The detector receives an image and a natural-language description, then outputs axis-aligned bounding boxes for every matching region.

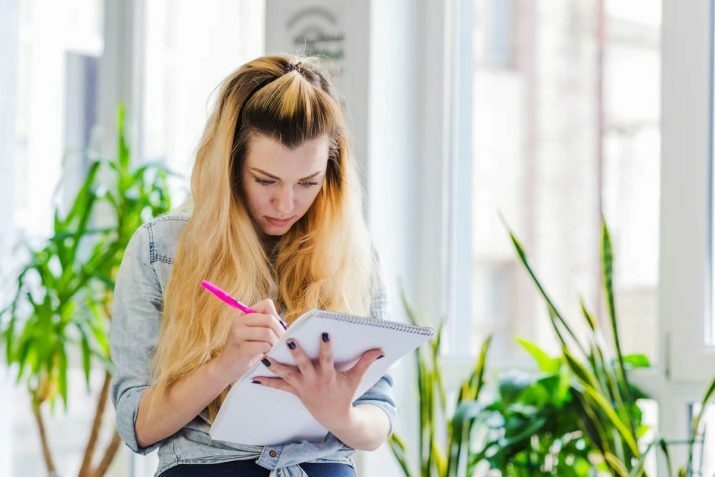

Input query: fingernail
[287,340,296,350]
[322,332,329,342]
[252,379,261,384]
[377,354,384,359]
[261,358,271,367]
[280,319,288,329]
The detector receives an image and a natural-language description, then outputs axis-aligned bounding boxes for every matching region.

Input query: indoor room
[0,0,712,476]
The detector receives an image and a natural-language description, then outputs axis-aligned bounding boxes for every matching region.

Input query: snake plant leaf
[570,387,611,456]
[657,437,674,477]
[628,439,656,477]
[579,297,598,332]
[684,376,715,475]
[563,347,599,390]
[388,434,413,477]
[501,217,588,358]
[604,451,630,477]
[601,220,635,428]
[431,440,446,476]
[582,383,640,456]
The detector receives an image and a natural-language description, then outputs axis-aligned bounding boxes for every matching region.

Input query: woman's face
[242,134,329,238]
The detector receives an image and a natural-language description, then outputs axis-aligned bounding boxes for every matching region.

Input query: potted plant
[389,219,714,476]
[0,105,173,477]
[503,218,714,476]
[388,290,492,477]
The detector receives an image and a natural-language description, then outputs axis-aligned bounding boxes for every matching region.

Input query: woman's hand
[253,333,384,432]
[213,299,286,386]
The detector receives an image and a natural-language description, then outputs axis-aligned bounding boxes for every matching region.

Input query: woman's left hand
[253,334,384,431]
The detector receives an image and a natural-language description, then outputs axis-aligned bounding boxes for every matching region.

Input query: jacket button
[269,450,277,458]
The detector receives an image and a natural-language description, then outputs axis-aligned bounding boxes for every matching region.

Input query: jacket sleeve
[109,225,164,454]
[352,257,397,435]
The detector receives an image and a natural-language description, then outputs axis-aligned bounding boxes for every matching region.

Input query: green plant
[505,218,715,476]
[388,289,492,477]
[471,339,594,476]
[0,105,172,477]
[390,217,713,477]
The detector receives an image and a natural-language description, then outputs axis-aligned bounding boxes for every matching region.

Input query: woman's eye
[254,178,275,186]
[299,181,320,188]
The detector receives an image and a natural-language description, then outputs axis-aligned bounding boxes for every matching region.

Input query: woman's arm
[134,357,229,448]
[327,404,391,451]
[136,305,286,448]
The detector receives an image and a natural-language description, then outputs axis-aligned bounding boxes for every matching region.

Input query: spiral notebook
[209,309,434,446]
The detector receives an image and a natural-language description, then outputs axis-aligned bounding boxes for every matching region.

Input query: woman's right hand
[213,299,286,385]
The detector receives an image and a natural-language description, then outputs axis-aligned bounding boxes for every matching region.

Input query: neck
[261,234,280,257]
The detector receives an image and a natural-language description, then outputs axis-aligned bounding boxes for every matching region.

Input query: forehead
[245,134,329,177]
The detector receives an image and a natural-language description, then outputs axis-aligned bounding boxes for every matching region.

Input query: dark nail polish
[252,379,261,384]
[261,358,271,367]
[280,320,288,330]
[377,354,385,359]
[287,340,296,350]
[322,332,329,342]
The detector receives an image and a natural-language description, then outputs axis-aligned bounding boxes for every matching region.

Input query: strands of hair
[147,55,376,422]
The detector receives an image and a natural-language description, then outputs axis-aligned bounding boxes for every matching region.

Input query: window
[469,0,661,363]
[14,0,103,237]
[140,0,266,203]
[1,2,105,475]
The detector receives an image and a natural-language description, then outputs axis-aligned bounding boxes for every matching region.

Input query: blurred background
[0,0,713,476]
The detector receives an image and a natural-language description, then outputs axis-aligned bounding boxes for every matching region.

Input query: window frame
[659,0,715,384]
[651,0,715,470]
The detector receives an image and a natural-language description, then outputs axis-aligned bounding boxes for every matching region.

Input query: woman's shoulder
[130,211,191,265]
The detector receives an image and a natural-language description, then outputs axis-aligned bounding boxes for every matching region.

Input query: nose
[272,185,295,216]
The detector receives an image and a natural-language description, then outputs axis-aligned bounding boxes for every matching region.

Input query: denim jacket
[109,213,396,477]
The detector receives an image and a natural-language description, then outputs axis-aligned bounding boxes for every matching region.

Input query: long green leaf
[601,220,635,433]
[658,438,674,477]
[582,384,640,456]
[388,434,413,477]
[502,218,588,359]
[685,376,715,475]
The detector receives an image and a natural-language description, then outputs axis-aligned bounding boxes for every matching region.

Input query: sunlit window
[141,0,265,204]
[4,2,105,475]
[470,0,661,361]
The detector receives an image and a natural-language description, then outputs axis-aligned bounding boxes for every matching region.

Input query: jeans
[158,459,356,477]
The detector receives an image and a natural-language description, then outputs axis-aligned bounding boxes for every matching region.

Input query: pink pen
[200,280,287,329]
[201,280,255,314]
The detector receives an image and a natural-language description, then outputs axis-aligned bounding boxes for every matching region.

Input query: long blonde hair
[149,55,375,422]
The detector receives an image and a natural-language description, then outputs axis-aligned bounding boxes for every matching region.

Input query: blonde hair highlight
[149,55,375,422]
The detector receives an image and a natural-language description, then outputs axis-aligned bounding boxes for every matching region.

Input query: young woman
[110,55,395,477]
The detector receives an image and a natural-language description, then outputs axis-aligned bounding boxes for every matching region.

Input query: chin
[262,224,292,236]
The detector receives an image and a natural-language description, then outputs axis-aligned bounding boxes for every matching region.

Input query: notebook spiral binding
[311,309,435,336]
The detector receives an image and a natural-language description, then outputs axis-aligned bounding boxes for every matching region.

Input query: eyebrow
[250,168,324,181]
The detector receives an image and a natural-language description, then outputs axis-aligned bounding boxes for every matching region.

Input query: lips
[265,216,293,226]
